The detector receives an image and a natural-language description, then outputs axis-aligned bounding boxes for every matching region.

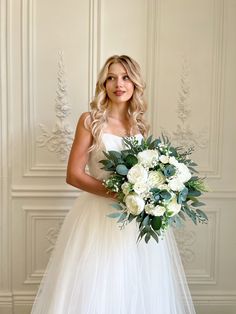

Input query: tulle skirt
[31,192,196,314]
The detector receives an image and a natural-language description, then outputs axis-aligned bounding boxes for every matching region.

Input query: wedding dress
[31,133,196,314]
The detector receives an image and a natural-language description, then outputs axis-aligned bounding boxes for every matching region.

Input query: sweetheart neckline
[102,133,142,139]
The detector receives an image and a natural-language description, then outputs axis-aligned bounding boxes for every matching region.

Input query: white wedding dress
[31,133,196,314]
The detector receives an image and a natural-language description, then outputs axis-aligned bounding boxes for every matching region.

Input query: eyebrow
[107,72,127,75]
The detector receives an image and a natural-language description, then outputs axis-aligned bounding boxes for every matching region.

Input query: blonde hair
[86,55,149,151]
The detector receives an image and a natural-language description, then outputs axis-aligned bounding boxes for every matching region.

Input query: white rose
[145,204,166,216]
[167,197,181,216]
[125,193,145,216]
[133,181,149,195]
[152,205,166,216]
[127,164,148,184]
[137,150,159,168]
[144,203,155,214]
[159,155,169,164]
[121,182,132,195]
[147,171,166,188]
[169,156,179,166]
[176,163,191,183]
[168,178,185,192]
[158,184,169,190]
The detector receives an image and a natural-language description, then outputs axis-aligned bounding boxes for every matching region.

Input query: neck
[107,102,130,120]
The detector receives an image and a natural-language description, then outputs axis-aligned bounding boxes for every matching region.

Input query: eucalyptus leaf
[106,212,121,219]
[111,203,124,211]
[116,164,129,176]
[142,215,150,227]
[160,190,172,201]
[117,212,128,223]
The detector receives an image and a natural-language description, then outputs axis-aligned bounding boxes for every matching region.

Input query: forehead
[108,62,127,74]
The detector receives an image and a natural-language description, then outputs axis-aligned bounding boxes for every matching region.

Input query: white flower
[121,182,132,195]
[175,163,191,183]
[147,171,166,188]
[167,197,181,216]
[169,156,179,167]
[137,150,159,168]
[133,181,149,195]
[125,193,145,216]
[159,155,169,164]
[168,177,185,192]
[158,184,169,190]
[144,203,155,214]
[145,204,166,216]
[127,164,148,184]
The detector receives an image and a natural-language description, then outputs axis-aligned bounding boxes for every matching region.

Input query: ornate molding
[23,206,68,284]
[37,52,74,161]
[174,226,196,265]
[163,57,208,150]
[45,221,63,254]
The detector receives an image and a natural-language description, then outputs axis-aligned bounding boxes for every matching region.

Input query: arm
[66,112,116,199]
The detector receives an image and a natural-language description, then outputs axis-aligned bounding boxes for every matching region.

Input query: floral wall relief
[37,52,74,161]
[162,56,208,150]
[45,221,63,254]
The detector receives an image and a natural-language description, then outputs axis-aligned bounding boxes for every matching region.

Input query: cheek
[127,83,134,94]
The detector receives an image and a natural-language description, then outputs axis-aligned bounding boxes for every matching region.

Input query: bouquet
[99,135,208,244]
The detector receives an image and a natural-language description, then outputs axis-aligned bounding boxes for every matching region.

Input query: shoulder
[77,111,92,130]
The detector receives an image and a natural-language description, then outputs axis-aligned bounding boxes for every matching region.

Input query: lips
[114,90,125,96]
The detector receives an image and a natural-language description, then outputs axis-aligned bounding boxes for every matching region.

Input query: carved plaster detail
[174,226,196,264]
[37,52,74,161]
[163,57,208,149]
[45,221,63,254]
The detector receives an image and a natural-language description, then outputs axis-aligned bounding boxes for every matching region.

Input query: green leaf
[160,190,172,201]
[128,213,136,223]
[151,216,162,230]
[145,233,151,243]
[117,212,128,223]
[110,203,124,211]
[125,154,138,168]
[116,164,129,175]
[163,165,176,177]
[108,150,122,160]
[191,201,205,207]
[106,212,121,219]
[196,209,208,221]
[178,187,189,203]
[149,139,159,149]
[187,189,201,197]
[142,215,150,227]
[149,229,159,243]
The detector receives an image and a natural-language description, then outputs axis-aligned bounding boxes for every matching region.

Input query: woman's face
[105,62,134,105]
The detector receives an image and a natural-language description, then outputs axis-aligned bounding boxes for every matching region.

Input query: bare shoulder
[78,111,92,129]
[72,112,93,143]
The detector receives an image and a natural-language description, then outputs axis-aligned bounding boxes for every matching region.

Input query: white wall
[0,0,236,313]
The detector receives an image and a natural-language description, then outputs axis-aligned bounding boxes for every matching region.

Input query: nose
[115,76,123,87]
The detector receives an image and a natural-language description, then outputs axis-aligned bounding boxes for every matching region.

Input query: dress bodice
[87,133,143,181]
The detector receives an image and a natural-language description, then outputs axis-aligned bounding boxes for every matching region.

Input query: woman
[31,55,196,313]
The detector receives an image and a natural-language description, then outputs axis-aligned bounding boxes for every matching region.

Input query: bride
[31,55,196,313]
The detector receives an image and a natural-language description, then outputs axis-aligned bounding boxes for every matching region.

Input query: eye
[106,76,115,81]
[123,75,130,81]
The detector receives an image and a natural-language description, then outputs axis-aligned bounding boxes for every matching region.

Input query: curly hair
[85,55,149,151]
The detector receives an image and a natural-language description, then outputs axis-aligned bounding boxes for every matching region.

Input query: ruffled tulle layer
[31,192,196,314]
